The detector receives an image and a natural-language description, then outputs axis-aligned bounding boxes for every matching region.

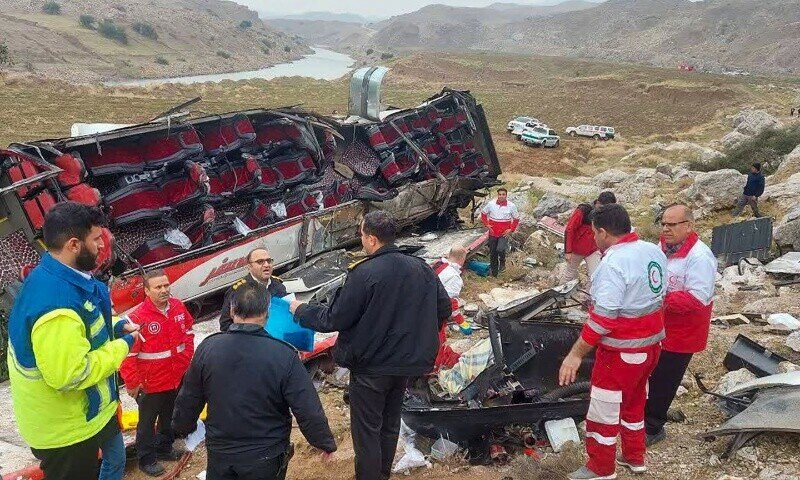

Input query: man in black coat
[732,162,766,218]
[290,211,452,480]
[173,282,336,480]
[219,247,287,332]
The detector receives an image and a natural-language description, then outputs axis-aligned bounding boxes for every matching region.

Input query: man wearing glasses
[645,204,716,446]
[218,248,287,332]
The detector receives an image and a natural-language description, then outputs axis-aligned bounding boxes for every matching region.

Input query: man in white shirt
[433,245,468,371]
[480,188,520,277]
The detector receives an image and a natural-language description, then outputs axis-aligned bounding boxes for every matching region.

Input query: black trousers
[207,453,288,480]
[488,235,507,277]
[644,350,693,435]
[30,416,118,480]
[136,389,178,465]
[349,373,409,480]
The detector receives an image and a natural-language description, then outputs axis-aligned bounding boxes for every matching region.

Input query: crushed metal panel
[396,228,487,264]
[711,217,772,267]
[348,66,389,120]
[723,334,788,378]
[726,371,800,397]
[765,252,800,275]
[371,179,448,227]
[703,386,800,441]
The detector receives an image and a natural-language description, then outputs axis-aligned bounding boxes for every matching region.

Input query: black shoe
[646,428,666,447]
[157,447,186,461]
[139,462,166,477]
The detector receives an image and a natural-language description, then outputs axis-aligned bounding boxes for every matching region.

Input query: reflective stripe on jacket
[582,234,667,352]
[480,200,520,237]
[120,297,194,393]
[7,253,132,449]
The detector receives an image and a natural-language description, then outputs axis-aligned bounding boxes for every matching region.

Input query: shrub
[284,46,291,53]
[98,19,128,45]
[380,52,394,60]
[690,126,800,175]
[132,22,158,40]
[262,39,275,48]
[42,2,61,15]
[79,14,95,29]
[154,56,169,65]
[261,47,270,55]
[112,5,126,12]
[239,20,252,29]
[0,41,12,69]
[216,50,231,59]
[366,48,374,55]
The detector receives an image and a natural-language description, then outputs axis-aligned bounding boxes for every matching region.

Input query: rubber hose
[539,381,591,402]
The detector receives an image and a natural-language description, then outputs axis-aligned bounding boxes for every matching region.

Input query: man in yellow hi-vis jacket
[7,202,140,480]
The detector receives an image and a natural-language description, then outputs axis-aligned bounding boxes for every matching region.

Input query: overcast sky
[237,0,607,19]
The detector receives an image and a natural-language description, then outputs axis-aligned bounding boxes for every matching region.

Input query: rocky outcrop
[775,145,800,178]
[773,205,800,250]
[531,193,575,220]
[682,169,744,211]
[615,168,672,205]
[720,131,750,150]
[763,173,800,210]
[732,109,783,136]
[593,169,629,188]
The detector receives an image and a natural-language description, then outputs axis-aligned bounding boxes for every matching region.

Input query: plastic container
[266,295,315,351]
[467,260,490,277]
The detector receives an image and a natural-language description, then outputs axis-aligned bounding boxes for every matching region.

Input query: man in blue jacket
[732,162,765,218]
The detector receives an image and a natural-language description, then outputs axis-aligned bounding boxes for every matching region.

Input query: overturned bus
[0,70,501,379]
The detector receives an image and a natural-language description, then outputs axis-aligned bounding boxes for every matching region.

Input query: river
[108,47,355,87]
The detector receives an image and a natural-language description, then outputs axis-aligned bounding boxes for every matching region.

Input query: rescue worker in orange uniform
[120,269,194,477]
[558,204,667,480]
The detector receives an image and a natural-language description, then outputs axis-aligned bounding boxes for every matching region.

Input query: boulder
[763,172,800,210]
[615,168,673,204]
[714,368,756,395]
[732,109,783,136]
[720,131,750,150]
[682,169,744,211]
[786,331,800,352]
[774,205,800,250]
[593,169,629,188]
[774,144,800,178]
[531,193,575,220]
[517,176,601,201]
[655,163,673,177]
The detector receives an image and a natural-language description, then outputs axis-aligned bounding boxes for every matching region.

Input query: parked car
[507,116,537,132]
[565,125,616,140]
[511,120,548,138]
[521,127,560,148]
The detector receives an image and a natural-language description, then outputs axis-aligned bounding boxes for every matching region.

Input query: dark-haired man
[558,204,667,480]
[120,269,194,477]
[481,188,520,277]
[290,210,452,480]
[173,282,336,480]
[8,202,139,480]
[219,247,287,332]
[732,163,765,218]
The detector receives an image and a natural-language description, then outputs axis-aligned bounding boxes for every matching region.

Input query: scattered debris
[713,314,751,326]
[764,252,800,275]
[544,418,580,453]
[393,421,432,473]
[676,386,689,397]
[778,361,800,373]
[536,216,565,237]
[723,335,788,377]
[767,313,800,331]
[711,220,773,267]
[523,257,539,267]
[714,368,758,395]
[708,454,722,466]
[734,445,758,463]
[786,331,800,353]
[431,437,461,462]
[478,288,537,309]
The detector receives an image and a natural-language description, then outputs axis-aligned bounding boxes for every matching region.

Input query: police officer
[290,211,452,480]
[173,283,336,480]
[219,247,287,332]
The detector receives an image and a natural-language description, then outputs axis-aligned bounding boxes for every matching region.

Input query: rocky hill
[0,0,311,82]
[367,0,800,75]
[266,19,375,50]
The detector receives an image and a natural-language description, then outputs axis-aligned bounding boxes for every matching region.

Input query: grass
[691,126,800,175]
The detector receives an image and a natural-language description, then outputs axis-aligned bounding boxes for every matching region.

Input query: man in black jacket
[732,162,765,218]
[173,283,336,480]
[219,247,287,332]
[290,211,452,480]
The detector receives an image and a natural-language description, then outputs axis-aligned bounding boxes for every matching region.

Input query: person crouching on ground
[433,245,469,371]
[120,269,194,477]
[173,283,336,480]
[562,191,617,288]
[644,204,716,446]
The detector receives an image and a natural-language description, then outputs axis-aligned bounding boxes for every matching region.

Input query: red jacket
[120,297,195,393]
[660,233,716,353]
[480,199,520,237]
[564,207,597,256]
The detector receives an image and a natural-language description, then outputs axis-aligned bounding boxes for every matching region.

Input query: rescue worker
[219,247,287,332]
[558,204,667,480]
[433,245,469,371]
[7,202,139,480]
[173,283,336,480]
[732,162,765,218]
[645,204,716,446]
[480,187,520,277]
[290,211,452,480]
[563,191,617,287]
[120,269,194,476]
